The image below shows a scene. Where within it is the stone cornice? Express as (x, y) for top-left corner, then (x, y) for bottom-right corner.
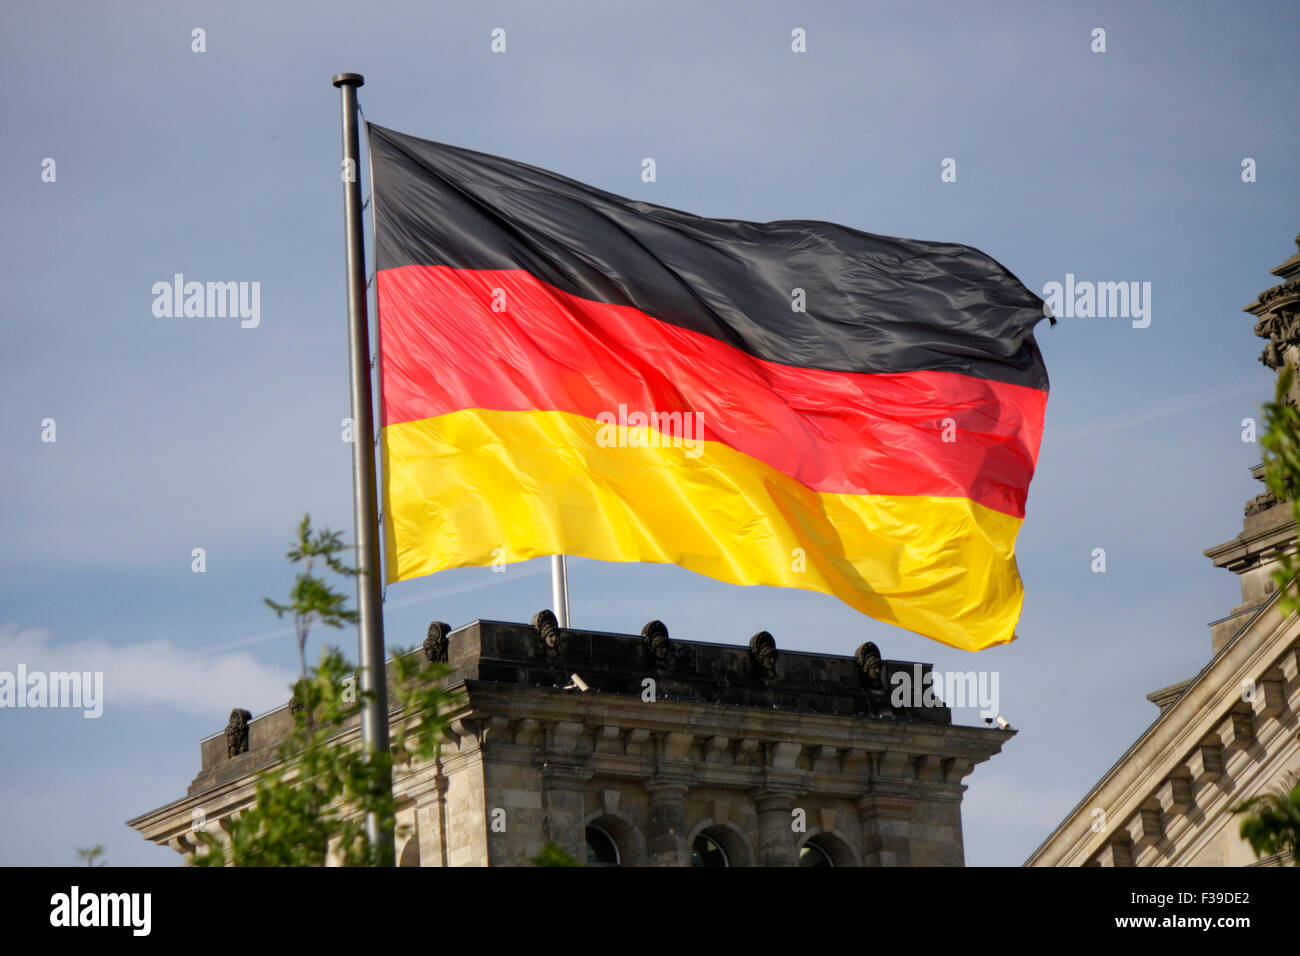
(178, 618), (961, 796)
(1157, 724), (1299, 866)
(459, 681), (1007, 768)
(1245, 278), (1300, 316)
(131, 673), (1008, 856)
(129, 706), (467, 860)
(1204, 513), (1297, 572)
(130, 617), (1011, 863)
(1026, 591), (1300, 866)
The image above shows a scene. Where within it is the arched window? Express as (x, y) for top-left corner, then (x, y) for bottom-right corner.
(798, 830), (860, 867)
(687, 821), (755, 866)
(690, 833), (729, 867)
(398, 837), (421, 867)
(586, 825), (620, 866)
(798, 841), (834, 867)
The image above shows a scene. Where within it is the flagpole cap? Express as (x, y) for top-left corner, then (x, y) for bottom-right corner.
(332, 73), (364, 88)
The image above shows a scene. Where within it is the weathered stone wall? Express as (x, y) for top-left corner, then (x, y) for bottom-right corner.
(130, 618), (1009, 866)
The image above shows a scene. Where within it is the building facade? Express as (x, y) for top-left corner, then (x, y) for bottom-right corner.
(1027, 235), (1300, 867)
(129, 615), (1009, 866)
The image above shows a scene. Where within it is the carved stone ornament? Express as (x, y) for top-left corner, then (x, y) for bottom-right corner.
(1245, 489), (1281, 517)
(424, 620), (452, 663)
(532, 609), (562, 663)
(854, 641), (887, 694)
(641, 619), (672, 670)
(1254, 304), (1300, 370)
(1252, 274), (1300, 371)
(749, 631), (778, 679)
(225, 708), (252, 758)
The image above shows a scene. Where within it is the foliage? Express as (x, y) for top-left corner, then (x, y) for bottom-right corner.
(532, 841), (583, 866)
(264, 513), (359, 698)
(193, 514), (461, 866)
(76, 845), (106, 867)
(1259, 366), (1300, 613)
(1230, 777), (1300, 866)
(1241, 373), (1300, 863)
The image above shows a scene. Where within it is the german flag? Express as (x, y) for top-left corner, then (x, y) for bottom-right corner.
(368, 124), (1050, 651)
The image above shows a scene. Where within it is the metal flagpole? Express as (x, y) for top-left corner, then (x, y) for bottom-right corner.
(551, 555), (570, 627)
(332, 71), (394, 864)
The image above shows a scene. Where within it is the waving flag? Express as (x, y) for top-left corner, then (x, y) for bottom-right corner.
(368, 124), (1050, 651)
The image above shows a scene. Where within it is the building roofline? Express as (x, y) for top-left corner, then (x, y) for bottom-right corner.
(1022, 589), (1280, 865)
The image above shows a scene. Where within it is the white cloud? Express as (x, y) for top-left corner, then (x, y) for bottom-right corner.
(0, 624), (294, 718)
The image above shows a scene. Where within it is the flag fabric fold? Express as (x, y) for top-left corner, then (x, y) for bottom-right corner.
(368, 123), (1050, 651)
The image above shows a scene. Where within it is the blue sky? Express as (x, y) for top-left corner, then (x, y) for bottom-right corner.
(2, 0), (1297, 866)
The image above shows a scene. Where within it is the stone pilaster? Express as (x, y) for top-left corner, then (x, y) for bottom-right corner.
(857, 792), (915, 866)
(540, 763), (589, 862)
(539, 720), (592, 862)
(416, 770), (449, 866)
(646, 779), (690, 866)
(754, 791), (799, 866)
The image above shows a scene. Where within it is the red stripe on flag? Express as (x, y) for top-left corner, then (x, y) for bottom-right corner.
(377, 265), (1047, 517)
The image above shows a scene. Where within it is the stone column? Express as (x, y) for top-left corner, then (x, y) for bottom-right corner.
(646, 779), (689, 866)
(539, 720), (591, 863)
(540, 764), (589, 862)
(755, 791), (799, 866)
(416, 771), (449, 867)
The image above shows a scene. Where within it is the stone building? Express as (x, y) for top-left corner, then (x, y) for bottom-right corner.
(128, 614), (1010, 866)
(1027, 235), (1300, 867)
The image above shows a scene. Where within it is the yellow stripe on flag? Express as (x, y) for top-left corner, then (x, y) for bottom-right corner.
(381, 407), (1025, 651)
